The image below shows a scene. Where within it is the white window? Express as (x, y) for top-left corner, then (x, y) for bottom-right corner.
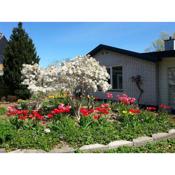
(107, 66), (123, 90)
(0, 70), (3, 76)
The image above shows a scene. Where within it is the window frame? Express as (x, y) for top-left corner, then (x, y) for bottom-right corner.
(106, 65), (123, 92)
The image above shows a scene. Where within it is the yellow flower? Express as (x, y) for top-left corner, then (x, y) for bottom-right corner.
(122, 110), (128, 114)
(48, 96), (55, 99)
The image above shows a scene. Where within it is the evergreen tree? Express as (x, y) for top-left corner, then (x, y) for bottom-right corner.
(3, 22), (40, 99)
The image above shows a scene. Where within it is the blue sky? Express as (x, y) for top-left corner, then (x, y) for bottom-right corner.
(0, 22), (175, 67)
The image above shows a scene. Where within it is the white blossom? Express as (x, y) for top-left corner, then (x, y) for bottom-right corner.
(21, 55), (111, 96)
(44, 128), (51, 133)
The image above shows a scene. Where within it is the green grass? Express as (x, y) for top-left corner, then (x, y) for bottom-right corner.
(92, 139), (175, 153)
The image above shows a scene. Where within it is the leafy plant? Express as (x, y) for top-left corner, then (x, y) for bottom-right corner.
(8, 128), (59, 151)
(0, 107), (6, 115)
(0, 121), (15, 146)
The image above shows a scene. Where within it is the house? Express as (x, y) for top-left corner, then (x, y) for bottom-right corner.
(88, 37), (175, 109)
(0, 33), (8, 76)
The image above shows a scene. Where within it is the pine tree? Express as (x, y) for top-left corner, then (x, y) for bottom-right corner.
(3, 22), (40, 99)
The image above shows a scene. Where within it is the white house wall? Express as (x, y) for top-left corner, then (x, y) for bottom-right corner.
(159, 57), (175, 106)
(93, 49), (157, 105)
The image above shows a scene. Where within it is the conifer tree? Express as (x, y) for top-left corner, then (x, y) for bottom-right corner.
(3, 22), (40, 98)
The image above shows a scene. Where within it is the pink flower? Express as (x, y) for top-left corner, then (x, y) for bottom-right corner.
(100, 103), (110, 108)
(117, 94), (136, 105)
(58, 104), (65, 108)
(159, 104), (171, 110)
(106, 92), (113, 99)
(146, 106), (157, 111)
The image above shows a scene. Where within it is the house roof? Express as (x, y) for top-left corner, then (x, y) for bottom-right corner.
(141, 50), (175, 60)
(88, 44), (175, 62)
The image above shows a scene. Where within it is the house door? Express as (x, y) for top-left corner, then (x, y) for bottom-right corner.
(168, 68), (175, 108)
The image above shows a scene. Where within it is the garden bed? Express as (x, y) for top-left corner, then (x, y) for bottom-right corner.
(0, 93), (175, 152)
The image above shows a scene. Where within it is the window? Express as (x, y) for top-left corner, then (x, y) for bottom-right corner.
(106, 67), (111, 84)
(112, 66), (122, 90)
(0, 70), (3, 76)
(106, 66), (123, 90)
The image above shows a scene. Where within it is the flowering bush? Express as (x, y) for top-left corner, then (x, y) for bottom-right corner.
(21, 55), (111, 96)
(21, 63), (60, 94)
(58, 55), (111, 96)
(21, 56), (111, 121)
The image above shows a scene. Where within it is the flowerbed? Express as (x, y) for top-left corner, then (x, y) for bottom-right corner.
(0, 93), (175, 152)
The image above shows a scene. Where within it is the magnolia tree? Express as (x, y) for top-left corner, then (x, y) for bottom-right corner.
(22, 55), (110, 96)
(21, 55), (111, 120)
(58, 55), (110, 96)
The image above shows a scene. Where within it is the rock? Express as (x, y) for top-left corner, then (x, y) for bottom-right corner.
(133, 136), (153, 146)
(9, 149), (21, 153)
(9, 149), (46, 153)
(49, 142), (75, 153)
(168, 129), (175, 134)
(0, 148), (6, 153)
(152, 132), (172, 141)
(49, 147), (74, 153)
(108, 140), (133, 149)
(79, 144), (107, 152)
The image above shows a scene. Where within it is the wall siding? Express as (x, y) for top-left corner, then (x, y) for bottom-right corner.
(159, 57), (175, 106)
(93, 49), (157, 105)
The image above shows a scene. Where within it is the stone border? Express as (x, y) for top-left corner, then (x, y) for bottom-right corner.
(77, 128), (175, 152)
(1, 128), (175, 153)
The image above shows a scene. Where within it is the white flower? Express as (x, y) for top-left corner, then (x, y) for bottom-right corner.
(21, 55), (110, 96)
(44, 128), (51, 133)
